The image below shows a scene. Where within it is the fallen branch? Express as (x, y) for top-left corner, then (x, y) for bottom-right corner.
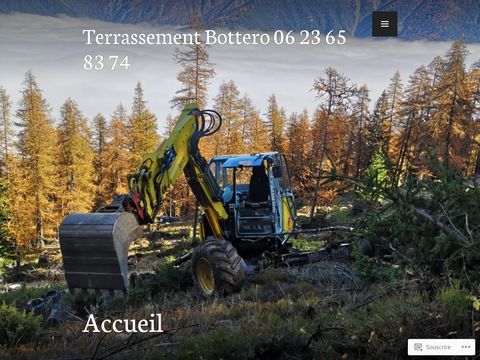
(346, 285), (401, 311)
(322, 172), (474, 248)
(406, 203), (472, 247)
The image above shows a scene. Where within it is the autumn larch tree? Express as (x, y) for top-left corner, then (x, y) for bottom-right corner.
(55, 98), (95, 217)
(309, 67), (356, 221)
(0, 87), (13, 265)
(242, 94), (269, 154)
(213, 80), (243, 154)
(432, 40), (471, 170)
(385, 71), (404, 155)
(170, 31), (215, 223)
(340, 86), (370, 180)
(0, 87), (13, 162)
(458, 61), (480, 175)
(265, 94), (286, 153)
(394, 66), (432, 183)
(170, 35), (215, 109)
(468, 62), (480, 175)
(286, 109), (311, 196)
(105, 104), (131, 196)
(368, 90), (389, 151)
(92, 113), (109, 208)
(353, 85), (371, 179)
(14, 71), (57, 248)
(286, 112), (299, 166)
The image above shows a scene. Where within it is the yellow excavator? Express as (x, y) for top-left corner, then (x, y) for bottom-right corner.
(59, 104), (297, 296)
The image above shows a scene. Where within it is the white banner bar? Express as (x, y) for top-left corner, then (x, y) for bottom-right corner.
(408, 339), (475, 356)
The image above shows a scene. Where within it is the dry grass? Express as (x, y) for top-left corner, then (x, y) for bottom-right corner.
(1, 220), (478, 359)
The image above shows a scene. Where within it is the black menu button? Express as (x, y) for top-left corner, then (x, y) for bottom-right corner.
(372, 11), (398, 37)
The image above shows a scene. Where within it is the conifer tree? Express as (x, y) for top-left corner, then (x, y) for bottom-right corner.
(368, 90), (390, 149)
(286, 112), (299, 166)
(105, 104), (131, 196)
(56, 98), (95, 216)
(92, 113), (109, 208)
(385, 71), (404, 154)
(213, 80), (243, 154)
(127, 82), (159, 168)
(5, 155), (29, 263)
(309, 67), (356, 221)
(0, 87), (13, 265)
(14, 71), (57, 247)
(169, 24), (215, 219)
(286, 110), (311, 194)
(353, 85), (370, 179)
(395, 66), (432, 183)
(242, 94), (269, 153)
(358, 145), (390, 202)
(0, 172), (13, 266)
(0, 87), (13, 161)
(266, 94), (286, 152)
(170, 36), (215, 109)
(428, 56), (446, 89)
(432, 40), (471, 169)
(240, 94), (255, 145)
(424, 56), (446, 126)
(468, 62), (480, 175)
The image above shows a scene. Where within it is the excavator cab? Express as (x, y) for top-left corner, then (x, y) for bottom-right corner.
(204, 153), (297, 248)
(193, 152), (297, 295)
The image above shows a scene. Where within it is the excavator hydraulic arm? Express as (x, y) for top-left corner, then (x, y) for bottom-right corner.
(59, 104), (227, 291)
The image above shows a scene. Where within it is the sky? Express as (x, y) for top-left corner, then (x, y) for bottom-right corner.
(0, 13), (479, 131)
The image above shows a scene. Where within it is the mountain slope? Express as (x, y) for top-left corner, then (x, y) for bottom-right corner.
(0, 0), (478, 42)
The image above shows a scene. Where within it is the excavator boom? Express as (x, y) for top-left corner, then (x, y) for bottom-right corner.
(59, 104), (227, 291)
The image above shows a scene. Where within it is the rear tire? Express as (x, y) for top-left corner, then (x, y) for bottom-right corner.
(192, 240), (245, 296)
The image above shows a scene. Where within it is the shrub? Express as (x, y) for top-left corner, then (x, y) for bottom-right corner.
(352, 162), (480, 286)
(177, 326), (254, 360)
(0, 303), (41, 347)
(353, 244), (401, 282)
(436, 284), (472, 334)
(340, 293), (428, 358)
(0, 285), (65, 308)
(129, 263), (193, 303)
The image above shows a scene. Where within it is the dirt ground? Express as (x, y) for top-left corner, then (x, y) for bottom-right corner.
(0, 218), (475, 360)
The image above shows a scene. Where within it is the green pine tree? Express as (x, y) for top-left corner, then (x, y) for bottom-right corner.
(127, 82), (159, 168)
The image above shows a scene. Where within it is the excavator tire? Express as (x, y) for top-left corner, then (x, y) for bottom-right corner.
(192, 240), (246, 296)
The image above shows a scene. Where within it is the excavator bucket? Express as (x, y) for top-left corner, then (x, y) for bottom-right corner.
(59, 212), (143, 291)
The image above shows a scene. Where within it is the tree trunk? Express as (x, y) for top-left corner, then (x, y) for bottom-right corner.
(395, 114), (413, 185)
(309, 127), (328, 222)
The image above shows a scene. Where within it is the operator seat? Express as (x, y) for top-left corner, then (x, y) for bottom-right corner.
(237, 165), (272, 236)
(248, 165), (269, 202)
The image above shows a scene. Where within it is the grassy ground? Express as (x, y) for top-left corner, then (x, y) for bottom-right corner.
(0, 217), (478, 359)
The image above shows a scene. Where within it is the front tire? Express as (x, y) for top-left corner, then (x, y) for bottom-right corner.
(192, 240), (246, 296)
